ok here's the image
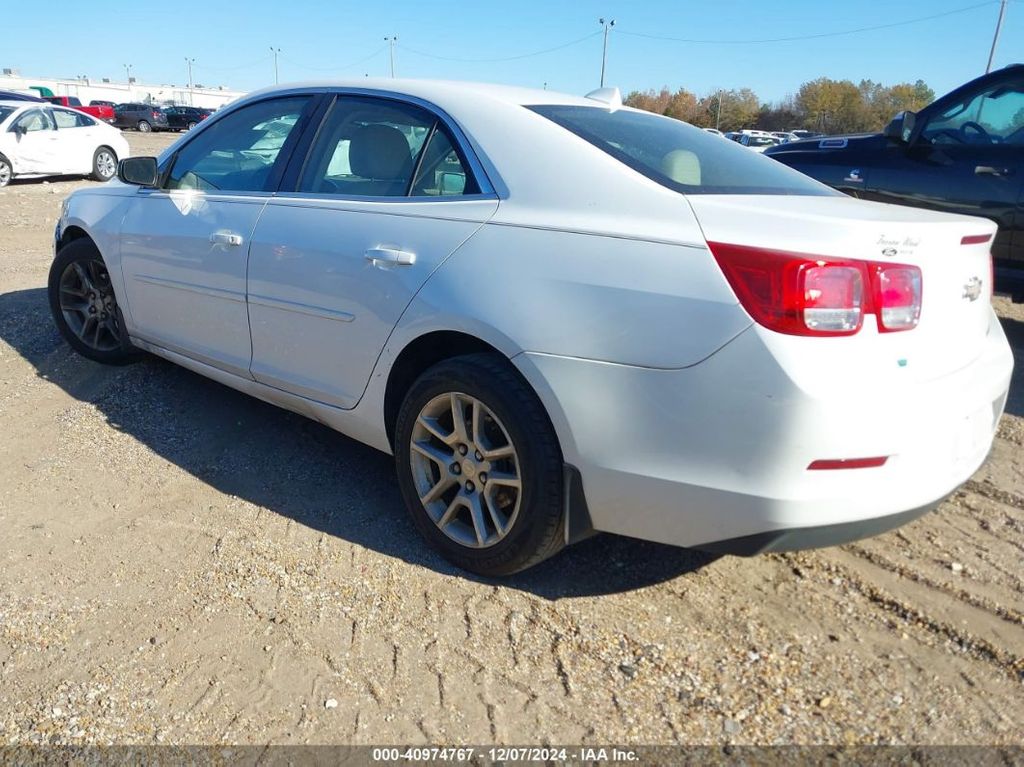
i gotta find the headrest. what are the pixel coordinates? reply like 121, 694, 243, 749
660, 149, 701, 186
350, 123, 412, 180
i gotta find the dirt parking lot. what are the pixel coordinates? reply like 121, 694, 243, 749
0, 131, 1022, 746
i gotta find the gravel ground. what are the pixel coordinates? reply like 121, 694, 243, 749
0, 131, 1022, 746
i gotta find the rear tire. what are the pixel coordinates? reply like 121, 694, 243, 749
91, 146, 117, 182
395, 353, 565, 576
137, 120, 151, 133
0, 154, 11, 187
186, 120, 197, 130
48, 239, 140, 365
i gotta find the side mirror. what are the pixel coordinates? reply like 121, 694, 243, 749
13, 125, 27, 137
883, 111, 917, 144
118, 156, 159, 187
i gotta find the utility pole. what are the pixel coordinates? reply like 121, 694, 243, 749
270, 47, 281, 84
598, 18, 615, 88
986, 0, 1008, 73
716, 89, 723, 131
185, 57, 195, 106
384, 36, 398, 77
124, 63, 132, 82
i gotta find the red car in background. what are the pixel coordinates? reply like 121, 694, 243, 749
44, 96, 115, 123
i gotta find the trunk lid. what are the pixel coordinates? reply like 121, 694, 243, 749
687, 194, 997, 382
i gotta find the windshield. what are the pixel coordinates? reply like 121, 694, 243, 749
529, 105, 835, 196
747, 136, 779, 147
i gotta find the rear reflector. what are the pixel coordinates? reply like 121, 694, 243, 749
808, 457, 888, 470
961, 234, 992, 245
708, 242, 921, 337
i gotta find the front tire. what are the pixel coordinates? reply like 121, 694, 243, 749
48, 239, 139, 365
137, 120, 151, 133
0, 154, 11, 187
91, 146, 117, 181
395, 353, 565, 576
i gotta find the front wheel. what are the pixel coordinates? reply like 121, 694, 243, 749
0, 154, 11, 187
48, 239, 140, 365
395, 354, 565, 576
137, 120, 151, 133
91, 146, 117, 181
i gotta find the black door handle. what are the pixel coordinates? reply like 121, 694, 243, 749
975, 165, 1013, 177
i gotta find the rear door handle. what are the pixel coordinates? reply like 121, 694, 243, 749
975, 165, 1013, 177
210, 231, 244, 247
365, 247, 416, 266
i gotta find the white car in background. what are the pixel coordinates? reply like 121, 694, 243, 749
703, 127, 724, 137
737, 132, 783, 152
0, 100, 129, 188
48, 80, 1012, 575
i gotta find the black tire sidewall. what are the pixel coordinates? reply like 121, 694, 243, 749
48, 239, 139, 365
395, 354, 564, 576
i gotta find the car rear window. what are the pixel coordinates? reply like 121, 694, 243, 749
528, 105, 837, 196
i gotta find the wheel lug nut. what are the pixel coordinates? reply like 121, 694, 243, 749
100, 312, 107, 319
458, 444, 468, 456
475, 450, 483, 461
479, 473, 487, 484
465, 481, 475, 493
89, 306, 97, 314
450, 463, 461, 475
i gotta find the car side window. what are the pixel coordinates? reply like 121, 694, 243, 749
53, 109, 80, 129
298, 97, 438, 197
13, 109, 53, 132
409, 127, 479, 196
922, 85, 1024, 145
165, 96, 310, 193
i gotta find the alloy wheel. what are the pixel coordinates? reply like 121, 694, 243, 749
95, 150, 116, 180
0, 160, 11, 187
58, 259, 122, 352
409, 392, 522, 548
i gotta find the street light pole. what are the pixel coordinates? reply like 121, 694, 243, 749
598, 18, 616, 88
124, 64, 132, 82
986, 0, 1008, 73
270, 47, 281, 84
185, 57, 195, 106
384, 36, 398, 77
716, 89, 723, 131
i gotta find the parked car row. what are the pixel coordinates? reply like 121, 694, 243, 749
111, 103, 213, 132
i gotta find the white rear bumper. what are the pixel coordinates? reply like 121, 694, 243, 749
514, 307, 1013, 551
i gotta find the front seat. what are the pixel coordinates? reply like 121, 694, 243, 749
346, 124, 414, 196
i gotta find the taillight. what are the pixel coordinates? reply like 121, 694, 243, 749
873, 265, 921, 331
708, 242, 921, 337
153, 111, 160, 119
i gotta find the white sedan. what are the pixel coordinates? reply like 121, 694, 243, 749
48, 80, 1013, 575
0, 100, 129, 187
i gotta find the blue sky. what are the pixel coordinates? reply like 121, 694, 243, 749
4, 0, 1019, 102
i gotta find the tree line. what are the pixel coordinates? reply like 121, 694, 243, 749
623, 78, 936, 134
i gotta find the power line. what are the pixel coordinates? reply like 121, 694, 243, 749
398, 31, 602, 64
617, 1, 1000, 45
279, 47, 386, 73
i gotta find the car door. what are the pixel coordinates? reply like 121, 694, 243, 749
7, 108, 58, 173
864, 73, 1024, 263
246, 94, 499, 408
51, 107, 95, 174
118, 94, 316, 377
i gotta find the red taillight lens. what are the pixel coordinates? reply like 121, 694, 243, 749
802, 264, 863, 333
874, 265, 921, 331
153, 111, 160, 119
708, 242, 921, 337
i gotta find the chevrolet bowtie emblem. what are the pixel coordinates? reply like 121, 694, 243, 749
962, 276, 982, 302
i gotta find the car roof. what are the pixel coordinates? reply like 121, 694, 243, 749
238, 78, 599, 112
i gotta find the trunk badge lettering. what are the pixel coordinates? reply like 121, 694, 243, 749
962, 277, 982, 302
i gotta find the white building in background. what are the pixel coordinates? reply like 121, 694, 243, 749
0, 68, 246, 109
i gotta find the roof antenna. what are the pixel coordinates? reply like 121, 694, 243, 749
585, 86, 621, 111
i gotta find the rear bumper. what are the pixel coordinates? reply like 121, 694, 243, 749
515, 307, 1013, 552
